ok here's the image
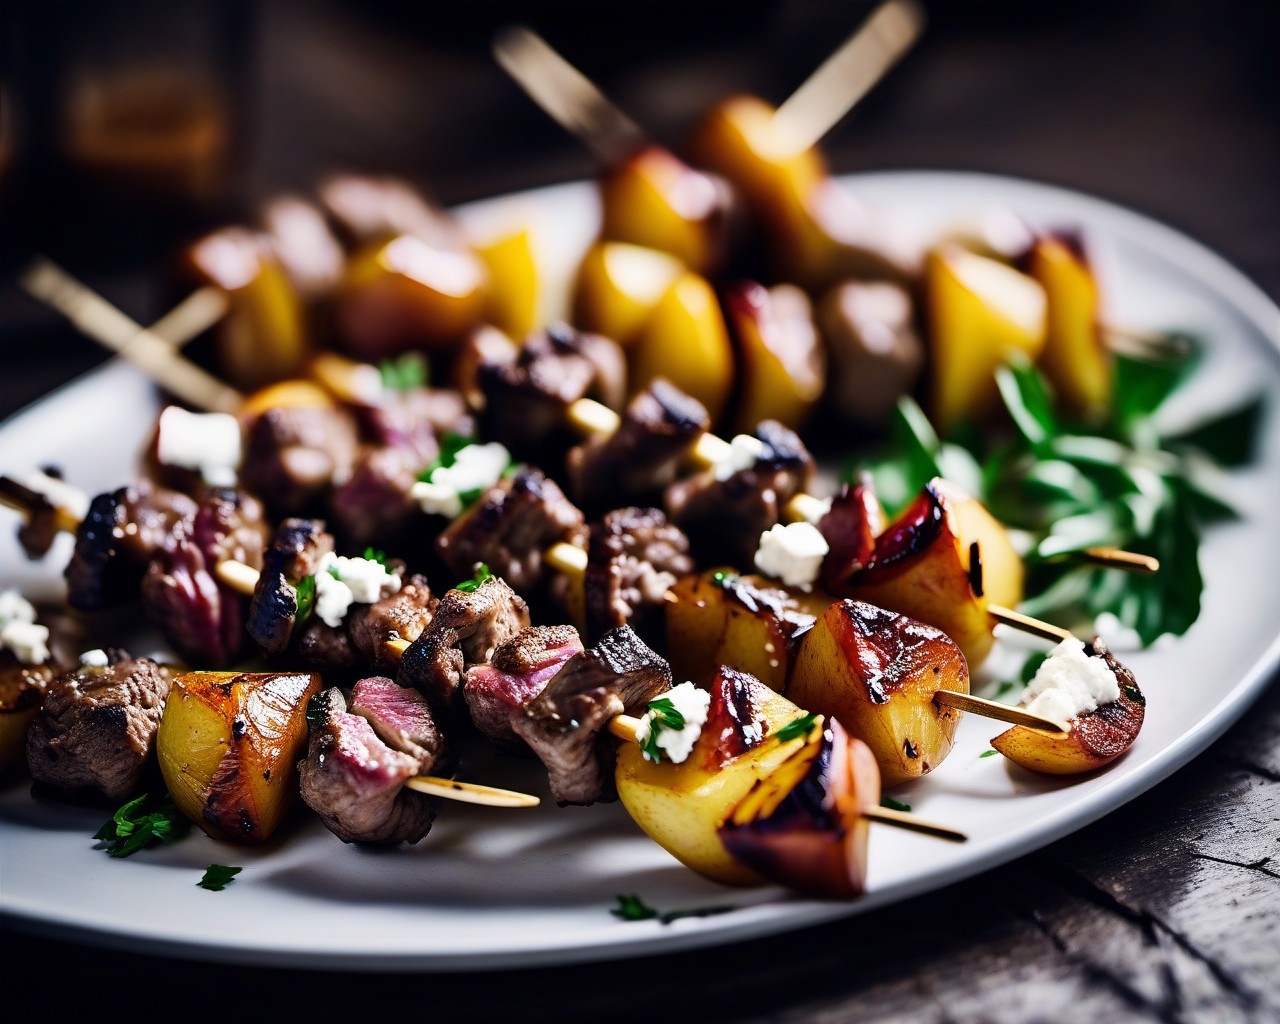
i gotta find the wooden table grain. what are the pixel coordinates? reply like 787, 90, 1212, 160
2, 2, 1277, 1020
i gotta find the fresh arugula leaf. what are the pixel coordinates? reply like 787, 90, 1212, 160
995, 360, 1057, 451
611, 894, 659, 921
1166, 395, 1266, 467
775, 712, 819, 744
198, 864, 242, 891
1112, 347, 1199, 436
891, 397, 943, 487
294, 574, 317, 623
881, 796, 911, 812
455, 563, 493, 593
94, 794, 188, 858
378, 353, 428, 393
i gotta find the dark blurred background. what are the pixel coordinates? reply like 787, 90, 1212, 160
0, 0, 1276, 418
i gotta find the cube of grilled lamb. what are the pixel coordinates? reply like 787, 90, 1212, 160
349, 675, 446, 771
348, 574, 437, 673
298, 687, 436, 845
816, 477, 884, 592
583, 508, 692, 645
141, 490, 268, 668
397, 576, 530, 718
511, 626, 672, 805
241, 406, 360, 518
566, 380, 710, 514
436, 467, 586, 594
247, 519, 335, 656
463, 625, 583, 750
328, 445, 421, 549
26, 652, 172, 801
478, 322, 626, 462
357, 388, 475, 465
665, 420, 815, 567
65, 484, 198, 612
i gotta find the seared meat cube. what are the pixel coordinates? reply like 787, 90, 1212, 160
454, 325, 517, 408
319, 174, 463, 250
65, 484, 197, 611
247, 519, 335, 656
665, 420, 815, 567
298, 687, 436, 845
328, 445, 421, 549
436, 467, 586, 594
26, 653, 172, 801
4, 474, 65, 560
478, 322, 626, 462
583, 508, 692, 644
295, 617, 361, 672
567, 380, 710, 514
241, 406, 360, 517
818, 281, 922, 424
397, 576, 530, 717
463, 625, 583, 750
141, 490, 268, 668
817, 478, 884, 592
262, 195, 345, 299
349, 675, 446, 771
347, 574, 437, 674
511, 626, 671, 805
357, 388, 474, 465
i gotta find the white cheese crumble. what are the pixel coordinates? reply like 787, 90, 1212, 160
636, 682, 712, 764
20, 470, 90, 520
1019, 637, 1121, 728
713, 434, 766, 482
0, 593, 49, 664
156, 406, 243, 487
79, 648, 110, 668
410, 442, 511, 518
753, 521, 830, 590
310, 552, 403, 628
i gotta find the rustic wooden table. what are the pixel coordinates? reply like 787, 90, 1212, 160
2, 2, 1277, 1020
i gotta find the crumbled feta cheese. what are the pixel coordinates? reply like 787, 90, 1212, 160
754, 522, 830, 590
713, 434, 766, 482
410, 442, 510, 518
310, 552, 402, 627
156, 406, 242, 487
313, 570, 354, 629
1, 620, 50, 664
636, 682, 712, 764
1019, 637, 1121, 728
79, 648, 109, 668
0, 590, 37, 628
20, 470, 90, 520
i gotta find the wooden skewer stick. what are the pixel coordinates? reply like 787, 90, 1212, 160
143, 285, 230, 351
932, 690, 1066, 736
0, 477, 83, 536
19, 257, 244, 414
493, 26, 647, 164
609, 713, 964, 842
772, 0, 927, 154
987, 604, 1075, 645
1079, 546, 1160, 575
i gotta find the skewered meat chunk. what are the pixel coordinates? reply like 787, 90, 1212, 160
358, 388, 474, 464
241, 405, 360, 517
8, 476, 63, 560
328, 446, 421, 549
347, 574, 437, 674
818, 281, 923, 424
298, 687, 437, 845
397, 575, 531, 717
816, 478, 885, 592
65, 484, 198, 611
141, 490, 268, 668
583, 507, 693, 644
349, 675, 446, 771
463, 625, 583, 750
26, 652, 171, 801
247, 518, 335, 656
566, 380, 710, 513
262, 195, 345, 299
511, 625, 672, 806
478, 322, 626, 461
318, 174, 463, 251
436, 467, 586, 594
665, 420, 815, 567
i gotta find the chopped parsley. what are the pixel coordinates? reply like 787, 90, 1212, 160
639, 696, 686, 763
362, 547, 389, 568
378, 353, 428, 393
418, 432, 475, 484
775, 712, 819, 744
1124, 684, 1146, 707
611, 894, 658, 921
294, 574, 317, 623
198, 864, 242, 891
94, 794, 188, 858
979, 749, 999, 759
455, 563, 493, 593
880, 796, 912, 812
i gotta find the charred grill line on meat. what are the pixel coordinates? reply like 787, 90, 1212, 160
247, 518, 335, 657
583, 507, 692, 645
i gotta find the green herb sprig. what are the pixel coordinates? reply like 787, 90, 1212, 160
881, 796, 912, 812
94, 794, 188, 858
610, 894, 735, 925
774, 712, 819, 744
455, 563, 493, 593
639, 696, 686, 763
198, 865, 242, 891
294, 574, 317, 623
379, 353, 428, 393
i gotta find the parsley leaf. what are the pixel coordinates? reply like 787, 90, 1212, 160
639, 696, 686, 763
198, 864, 242, 891
611, 894, 659, 921
361, 547, 389, 568
881, 796, 912, 812
378, 353, 428, 393
979, 749, 999, 759
455, 563, 493, 593
94, 794, 188, 858
995, 359, 1057, 451
418, 432, 475, 483
294, 574, 317, 624
775, 712, 819, 744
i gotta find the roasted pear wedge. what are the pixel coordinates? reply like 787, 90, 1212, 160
616, 666, 807, 885
720, 715, 880, 899
157, 670, 322, 844
788, 600, 968, 786
842, 478, 1023, 668
474, 223, 540, 340
665, 569, 832, 691
992, 638, 1144, 774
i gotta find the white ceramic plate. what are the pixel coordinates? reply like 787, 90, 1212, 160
2, 172, 1278, 971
